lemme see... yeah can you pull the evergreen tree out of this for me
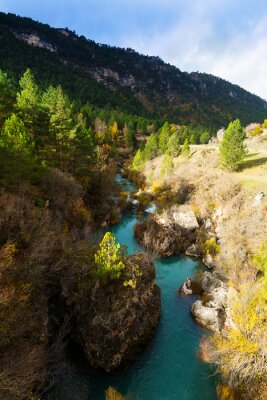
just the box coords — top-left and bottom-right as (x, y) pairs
(16, 69), (41, 147)
(200, 131), (210, 144)
(167, 132), (180, 157)
(43, 85), (74, 167)
(143, 133), (158, 160)
(94, 232), (125, 283)
(158, 122), (170, 153)
(132, 148), (145, 170)
(123, 123), (136, 149)
(219, 119), (247, 170)
(181, 138), (190, 157)
(0, 113), (32, 153)
(0, 70), (16, 128)
(160, 154), (174, 177)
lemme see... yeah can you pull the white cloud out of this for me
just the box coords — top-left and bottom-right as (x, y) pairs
(121, 5), (267, 100)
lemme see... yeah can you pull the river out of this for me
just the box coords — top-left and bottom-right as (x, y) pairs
(49, 175), (217, 400)
(86, 175), (217, 399)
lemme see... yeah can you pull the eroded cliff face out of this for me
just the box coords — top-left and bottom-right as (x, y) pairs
(61, 253), (160, 372)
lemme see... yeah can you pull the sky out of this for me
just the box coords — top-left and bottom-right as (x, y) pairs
(1, 0), (267, 100)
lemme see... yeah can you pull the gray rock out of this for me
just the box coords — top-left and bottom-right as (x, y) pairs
(185, 243), (201, 257)
(179, 278), (193, 295)
(191, 271), (228, 332)
(202, 254), (216, 269)
(191, 301), (220, 332)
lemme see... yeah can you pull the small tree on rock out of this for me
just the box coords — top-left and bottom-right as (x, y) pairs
(219, 119), (247, 170)
(94, 232), (125, 283)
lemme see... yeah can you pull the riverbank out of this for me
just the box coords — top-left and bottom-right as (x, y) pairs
(128, 143), (267, 399)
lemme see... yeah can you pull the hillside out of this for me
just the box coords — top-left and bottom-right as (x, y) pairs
(0, 12), (266, 127)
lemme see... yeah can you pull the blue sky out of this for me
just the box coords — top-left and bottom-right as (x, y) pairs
(1, 0), (267, 99)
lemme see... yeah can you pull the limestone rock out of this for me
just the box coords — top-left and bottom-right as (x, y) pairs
(172, 210), (199, 230)
(179, 278), (193, 295)
(202, 254), (216, 269)
(191, 300), (220, 332)
(191, 271), (228, 332)
(185, 243), (201, 257)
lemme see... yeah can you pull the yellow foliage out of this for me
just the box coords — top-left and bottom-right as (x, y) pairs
(151, 181), (162, 194)
(105, 386), (125, 400)
(108, 121), (119, 140)
(0, 242), (17, 269)
(211, 281), (267, 387)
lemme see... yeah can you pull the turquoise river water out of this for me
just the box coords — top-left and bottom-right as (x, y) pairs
(86, 176), (217, 400)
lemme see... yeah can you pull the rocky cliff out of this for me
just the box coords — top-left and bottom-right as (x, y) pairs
(61, 253), (160, 371)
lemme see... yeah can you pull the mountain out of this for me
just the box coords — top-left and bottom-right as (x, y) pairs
(0, 12), (266, 127)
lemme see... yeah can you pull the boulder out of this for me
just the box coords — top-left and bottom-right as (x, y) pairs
(191, 271), (228, 332)
(202, 254), (216, 269)
(185, 243), (201, 257)
(191, 301), (220, 332)
(172, 210), (199, 230)
(179, 278), (193, 295)
(134, 207), (199, 257)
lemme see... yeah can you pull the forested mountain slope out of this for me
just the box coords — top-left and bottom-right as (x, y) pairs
(0, 12), (266, 126)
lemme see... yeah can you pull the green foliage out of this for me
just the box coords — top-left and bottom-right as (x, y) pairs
(0, 114), (32, 153)
(219, 119), (247, 170)
(158, 122), (171, 153)
(166, 132), (180, 157)
(160, 154), (174, 177)
(143, 133), (158, 160)
(132, 148), (145, 170)
(124, 124), (136, 149)
(200, 131), (211, 144)
(181, 138), (190, 157)
(0, 69), (16, 128)
(94, 232), (125, 283)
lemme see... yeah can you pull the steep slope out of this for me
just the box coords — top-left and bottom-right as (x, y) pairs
(0, 12), (266, 126)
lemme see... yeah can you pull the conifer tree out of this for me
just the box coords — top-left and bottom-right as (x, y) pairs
(219, 119), (247, 170)
(0, 70), (15, 128)
(166, 132), (180, 157)
(0, 114), (32, 153)
(42, 85), (74, 167)
(94, 232), (125, 283)
(132, 148), (145, 170)
(158, 122), (170, 153)
(143, 133), (158, 160)
(16, 69), (41, 147)
(181, 138), (190, 157)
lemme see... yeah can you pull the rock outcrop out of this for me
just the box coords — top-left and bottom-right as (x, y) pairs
(191, 271), (228, 332)
(62, 253), (160, 372)
(134, 207), (199, 256)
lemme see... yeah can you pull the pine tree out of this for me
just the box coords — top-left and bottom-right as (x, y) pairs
(158, 122), (170, 153)
(132, 148), (145, 170)
(94, 232), (125, 283)
(181, 138), (190, 157)
(160, 154), (174, 177)
(0, 114), (32, 153)
(0, 70), (16, 128)
(143, 133), (158, 160)
(166, 132), (180, 157)
(219, 119), (247, 170)
(16, 69), (41, 147)
(42, 85), (74, 167)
